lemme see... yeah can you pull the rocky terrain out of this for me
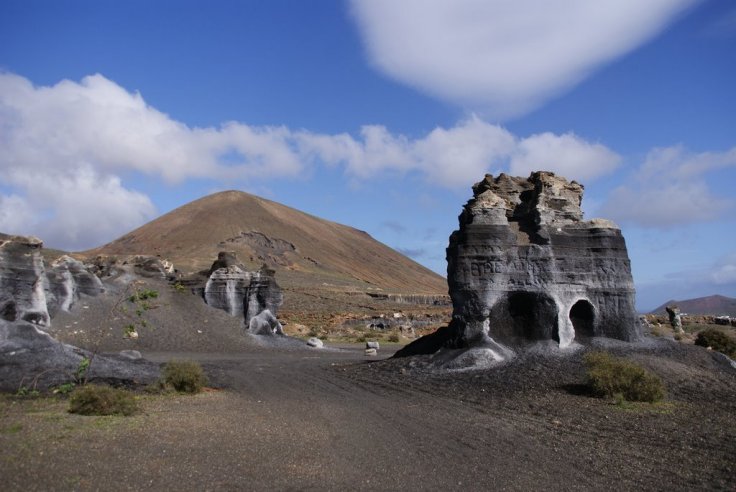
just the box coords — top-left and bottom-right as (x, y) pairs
(1, 175), (734, 491)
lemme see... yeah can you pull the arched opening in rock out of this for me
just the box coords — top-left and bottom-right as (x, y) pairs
(507, 291), (559, 342)
(570, 299), (595, 338)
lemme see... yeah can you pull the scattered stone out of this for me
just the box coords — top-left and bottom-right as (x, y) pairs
(307, 337), (324, 348)
(399, 324), (416, 338)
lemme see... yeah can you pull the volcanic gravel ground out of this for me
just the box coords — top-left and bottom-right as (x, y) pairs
(2, 340), (734, 491)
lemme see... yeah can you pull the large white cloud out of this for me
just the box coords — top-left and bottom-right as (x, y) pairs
(0, 72), (620, 250)
(600, 145), (736, 227)
(350, 0), (700, 119)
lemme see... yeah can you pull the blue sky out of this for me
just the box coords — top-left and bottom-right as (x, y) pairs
(1, 0), (734, 311)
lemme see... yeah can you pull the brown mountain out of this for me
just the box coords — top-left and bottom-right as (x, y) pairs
(650, 295), (736, 317)
(84, 190), (447, 296)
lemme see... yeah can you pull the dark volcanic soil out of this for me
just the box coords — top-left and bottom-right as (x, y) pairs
(2, 340), (734, 491)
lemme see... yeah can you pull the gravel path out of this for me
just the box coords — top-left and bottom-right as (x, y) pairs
(2, 342), (734, 491)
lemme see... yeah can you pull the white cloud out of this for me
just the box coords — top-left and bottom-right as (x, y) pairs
(0, 72), (621, 249)
(510, 132), (621, 182)
(350, 0), (700, 119)
(600, 146), (736, 227)
(711, 260), (736, 286)
(299, 116), (618, 187)
(1, 166), (155, 251)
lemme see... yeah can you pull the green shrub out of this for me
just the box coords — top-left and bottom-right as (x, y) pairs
(129, 289), (158, 302)
(68, 385), (138, 416)
(388, 334), (400, 343)
(694, 329), (736, 359)
(162, 360), (207, 394)
(584, 351), (666, 403)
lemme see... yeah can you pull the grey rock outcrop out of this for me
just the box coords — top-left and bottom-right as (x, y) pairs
(0, 319), (158, 392)
(46, 255), (104, 317)
(397, 172), (640, 361)
(203, 255), (283, 328)
(87, 255), (175, 280)
(666, 305), (683, 333)
(1, 236), (51, 326)
(0, 236), (104, 326)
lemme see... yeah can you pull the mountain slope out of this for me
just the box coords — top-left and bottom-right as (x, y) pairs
(650, 295), (736, 317)
(84, 190), (447, 295)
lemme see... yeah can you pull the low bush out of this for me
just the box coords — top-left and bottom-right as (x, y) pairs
(584, 351), (665, 403)
(162, 360), (207, 394)
(68, 385), (138, 416)
(694, 329), (736, 359)
(387, 334), (400, 343)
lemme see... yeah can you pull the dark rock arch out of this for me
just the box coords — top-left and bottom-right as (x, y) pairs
(489, 291), (559, 344)
(570, 299), (595, 338)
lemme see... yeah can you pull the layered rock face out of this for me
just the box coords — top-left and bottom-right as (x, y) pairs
(0, 236), (104, 325)
(203, 254), (283, 331)
(446, 172), (639, 349)
(46, 255), (104, 317)
(0, 236), (50, 325)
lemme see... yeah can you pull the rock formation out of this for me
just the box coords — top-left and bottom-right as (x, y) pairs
(203, 253), (283, 329)
(396, 172), (640, 362)
(0, 319), (158, 392)
(0, 236), (50, 326)
(46, 255), (104, 317)
(666, 305), (683, 333)
(0, 236), (104, 326)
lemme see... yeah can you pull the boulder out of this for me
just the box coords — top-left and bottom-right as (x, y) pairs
(307, 337), (324, 348)
(0, 319), (158, 392)
(365, 348), (378, 356)
(396, 172), (640, 361)
(366, 341), (380, 350)
(247, 309), (284, 336)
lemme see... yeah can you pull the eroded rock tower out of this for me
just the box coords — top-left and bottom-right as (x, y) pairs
(446, 171), (639, 349)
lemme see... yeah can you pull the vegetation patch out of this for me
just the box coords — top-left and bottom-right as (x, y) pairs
(68, 385), (138, 416)
(162, 360), (207, 394)
(584, 351), (666, 403)
(694, 328), (736, 359)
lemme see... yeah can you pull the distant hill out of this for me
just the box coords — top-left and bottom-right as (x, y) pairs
(84, 190), (447, 295)
(650, 295), (736, 317)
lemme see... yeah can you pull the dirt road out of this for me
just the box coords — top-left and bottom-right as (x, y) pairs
(2, 344), (734, 491)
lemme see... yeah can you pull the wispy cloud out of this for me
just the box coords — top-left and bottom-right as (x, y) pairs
(381, 221), (408, 234)
(350, 0), (700, 119)
(396, 247), (427, 259)
(600, 145), (736, 227)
